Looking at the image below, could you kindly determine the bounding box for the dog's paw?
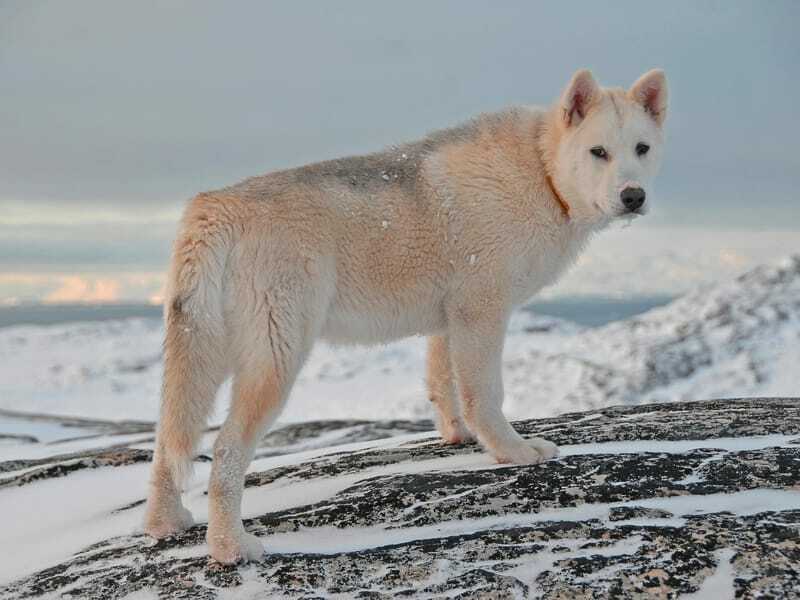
[438,417,475,445]
[143,503,195,539]
[528,437,559,460]
[207,529,264,565]
[492,438,559,465]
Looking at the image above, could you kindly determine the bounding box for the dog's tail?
[154,193,237,488]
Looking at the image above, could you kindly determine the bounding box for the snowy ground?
[1,399,798,597]
[1,255,798,426]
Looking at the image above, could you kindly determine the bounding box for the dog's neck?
[544,172,570,220]
[536,112,572,222]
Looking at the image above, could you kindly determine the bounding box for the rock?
[1,398,799,598]
[607,506,674,521]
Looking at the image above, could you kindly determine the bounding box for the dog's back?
[170,108,554,346]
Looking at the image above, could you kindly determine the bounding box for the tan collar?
[545,173,571,220]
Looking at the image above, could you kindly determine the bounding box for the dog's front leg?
[447,303,559,464]
[427,335,474,444]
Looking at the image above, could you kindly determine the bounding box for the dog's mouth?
[593,202,649,226]
[621,205,648,218]
[616,206,648,228]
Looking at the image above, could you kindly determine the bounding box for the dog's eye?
[636,143,650,156]
[590,146,608,160]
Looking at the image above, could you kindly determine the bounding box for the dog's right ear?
[560,69,599,127]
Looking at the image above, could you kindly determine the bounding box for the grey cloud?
[1,1,798,224]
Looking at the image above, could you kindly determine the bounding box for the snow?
[680,549,737,600]
[0,463,156,582]
[559,434,799,458]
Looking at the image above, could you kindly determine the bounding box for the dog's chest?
[508,228,589,305]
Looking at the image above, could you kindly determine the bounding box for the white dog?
[144,68,668,563]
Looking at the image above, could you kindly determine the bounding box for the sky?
[1,1,798,303]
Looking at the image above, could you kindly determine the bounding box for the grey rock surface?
[1,398,799,599]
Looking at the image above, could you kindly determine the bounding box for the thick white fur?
[143,69,668,563]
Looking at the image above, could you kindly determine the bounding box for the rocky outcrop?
[1,398,799,598]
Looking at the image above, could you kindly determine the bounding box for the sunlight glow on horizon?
[0,272,166,306]
[1,228,798,305]
[0,200,182,227]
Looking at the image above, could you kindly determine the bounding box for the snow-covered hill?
[501,254,800,416]
[0,256,798,424]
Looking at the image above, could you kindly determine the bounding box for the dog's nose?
[620,187,646,212]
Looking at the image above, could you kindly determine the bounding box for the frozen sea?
[0,296,673,330]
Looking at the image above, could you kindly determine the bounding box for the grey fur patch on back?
[218,108,527,199]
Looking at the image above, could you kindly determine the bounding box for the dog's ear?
[629,69,668,126]
[560,69,599,127]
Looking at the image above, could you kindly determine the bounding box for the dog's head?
[548,69,668,227]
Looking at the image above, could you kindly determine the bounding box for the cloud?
[1,2,797,229]
[0,220,175,270]
[43,277,121,303]
[0,272,165,305]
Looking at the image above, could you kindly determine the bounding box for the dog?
[144,68,668,563]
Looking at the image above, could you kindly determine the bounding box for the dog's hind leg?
[144,297,229,538]
[426,335,473,444]
[206,264,327,564]
[144,194,237,539]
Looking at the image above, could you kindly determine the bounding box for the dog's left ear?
[629,69,668,126]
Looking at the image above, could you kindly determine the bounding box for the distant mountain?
[502,255,800,417]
